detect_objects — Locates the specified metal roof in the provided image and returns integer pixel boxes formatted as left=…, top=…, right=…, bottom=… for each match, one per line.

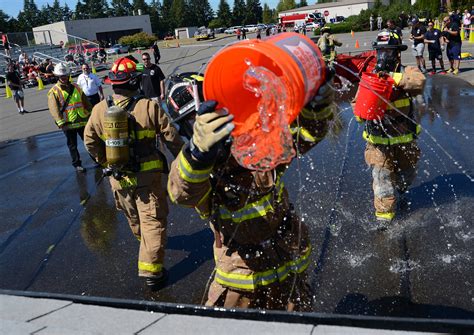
left=280, top=0, right=375, bottom=14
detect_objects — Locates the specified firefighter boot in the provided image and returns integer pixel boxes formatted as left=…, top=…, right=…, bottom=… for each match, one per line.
left=144, top=269, right=168, bottom=291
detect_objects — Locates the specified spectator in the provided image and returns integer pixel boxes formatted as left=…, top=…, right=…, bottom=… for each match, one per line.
left=18, top=51, right=28, bottom=65
left=236, top=28, right=241, bottom=40
left=77, top=63, right=104, bottom=107
left=1, top=31, right=11, bottom=58
left=256, top=28, right=261, bottom=39
left=424, top=21, right=446, bottom=75
left=265, top=26, right=271, bottom=36
left=302, top=23, right=307, bottom=36
left=377, top=15, right=383, bottom=30
left=152, top=40, right=161, bottom=64
left=451, top=9, right=462, bottom=26
left=462, top=9, right=471, bottom=41
left=45, top=60, right=54, bottom=73
left=387, top=19, right=403, bottom=39
left=141, top=52, right=165, bottom=102
left=242, top=27, right=247, bottom=39
left=399, top=11, right=407, bottom=29
left=6, top=62, right=26, bottom=114
left=370, top=14, right=375, bottom=31
left=442, top=16, right=462, bottom=75
left=410, top=18, right=427, bottom=73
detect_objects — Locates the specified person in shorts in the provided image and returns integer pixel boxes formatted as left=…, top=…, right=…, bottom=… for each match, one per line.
left=442, top=16, right=462, bottom=75
left=410, top=18, right=427, bottom=73
left=424, top=21, right=446, bottom=75
left=6, top=63, right=26, bottom=114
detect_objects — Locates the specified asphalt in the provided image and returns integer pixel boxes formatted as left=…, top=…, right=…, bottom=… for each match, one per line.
left=0, top=29, right=473, bottom=334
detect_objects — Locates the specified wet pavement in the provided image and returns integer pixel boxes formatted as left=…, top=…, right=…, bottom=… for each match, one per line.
left=1, top=34, right=473, bottom=325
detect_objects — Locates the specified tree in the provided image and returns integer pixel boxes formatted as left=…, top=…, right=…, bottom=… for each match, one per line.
left=50, top=0, right=64, bottom=22
left=0, top=10, right=11, bottom=32
left=74, top=0, right=87, bottom=19
left=262, top=3, right=274, bottom=24
left=216, top=0, right=233, bottom=28
left=232, top=0, right=246, bottom=25
left=83, top=0, right=109, bottom=19
left=276, top=0, right=296, bottom=13
left=188, top=0, right=214, bottom=27
left=298, top=0, right=308, bottom=8
left=110, top=0, right=132, bottom=16
left=244, top=0, right=263, bottom=24
left=17, top=0, right=41, bottom=31
left=148, top=0, right=161, bottom=34
left=160, top=0, right=173, bottom=34
left=132, top=0, right=150, bottom=15
left=169, top=0, right=188, bottom=29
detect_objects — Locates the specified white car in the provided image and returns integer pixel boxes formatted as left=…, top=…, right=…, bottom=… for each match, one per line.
left=244, top=24, right=258, bottom=33
left=224, top=26, right=243, bottom=34
left=106, top=44, right=130, bottom=55
left=305, top=22, right=321, bottom=31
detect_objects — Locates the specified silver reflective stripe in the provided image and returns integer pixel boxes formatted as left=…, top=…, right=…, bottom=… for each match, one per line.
left=105, top=138, right=128, bottom=147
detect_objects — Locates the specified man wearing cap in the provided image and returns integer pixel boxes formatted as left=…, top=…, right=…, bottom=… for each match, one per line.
left=48, top=63, right=92, bottom=173
left=84, top=57, right=184, bottom=290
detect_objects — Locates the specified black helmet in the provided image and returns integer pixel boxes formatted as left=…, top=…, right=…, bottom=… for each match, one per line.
left=373, top=30, right=406, bottom=72
left=372, top=30, right=407, bottom=51
left=165, top=72, right=204, bottom=139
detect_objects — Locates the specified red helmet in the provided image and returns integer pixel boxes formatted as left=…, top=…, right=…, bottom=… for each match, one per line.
left=104, top=57, right=142, bottom=85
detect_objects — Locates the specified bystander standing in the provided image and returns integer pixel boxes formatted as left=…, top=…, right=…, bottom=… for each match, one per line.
left=1, top=31, right=11, bottom=58
left=152, top=41, right=161, bottom=64
left=377, top=15, right=383, bottom=30
left=442, top=16, right=462, bottom=75
left=387, top=19, right=403, bottom=39
left=6, top=63, right=26, bottom=114
left=141, top=52, right=165, bottom=102
left=77, top=63, right=104, bottom=107
left=462, top=10, right=471, bottom=41
left=410, top=18, right=427, bottom=73
left=424, top=21, right=446, bottom=75
left=370, top=14, right=375, bottom=31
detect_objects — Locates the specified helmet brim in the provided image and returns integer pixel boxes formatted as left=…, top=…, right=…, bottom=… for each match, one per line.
left=103, top=76, right=130, bottom=85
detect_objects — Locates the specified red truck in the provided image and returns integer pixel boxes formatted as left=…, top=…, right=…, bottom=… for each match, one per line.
left=279, top=11, right=325, bottom=28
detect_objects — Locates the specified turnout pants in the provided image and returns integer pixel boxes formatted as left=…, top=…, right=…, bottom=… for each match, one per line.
left=365, top=142, right=420, bottom=217
left=63, top=126, right=85, bottom=167
left=112, top=173, right=169, bottom=278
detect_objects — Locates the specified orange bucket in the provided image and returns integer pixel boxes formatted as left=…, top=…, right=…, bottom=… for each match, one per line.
left=353, top=72, right=394, bottom=120
left=203, top=33, right=326, bottom=170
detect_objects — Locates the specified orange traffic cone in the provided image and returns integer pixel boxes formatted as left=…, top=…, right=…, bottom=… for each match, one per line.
left=351, top=30, right=355, bottom=37
left=91, top=61, right=96, bottom=74
left=355, top=39, right=360, bottom=49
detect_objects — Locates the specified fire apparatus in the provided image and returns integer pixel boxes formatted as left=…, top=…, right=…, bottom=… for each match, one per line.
left=279, top=11, right=325, bottom=27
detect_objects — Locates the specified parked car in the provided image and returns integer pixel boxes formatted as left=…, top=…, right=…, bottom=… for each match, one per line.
left=257, top=24, right=267, bottom=31
left=106, top=44, right=130, bottom=55
left=224, top=26, right=243, bottom=34
left=244, top=24, right=258, bottom=33
left=67, top=43, right=103, bottom=55
left=305, top=22, right=321, bottom=31
left=330, top=16, right=345, bottom=24
left=214, top=27, right=226, bottom=34
left=194, top=27, right=215, bottom=41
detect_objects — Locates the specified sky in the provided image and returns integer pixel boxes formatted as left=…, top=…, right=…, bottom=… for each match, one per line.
left=0, top=0, right=284, bottom=18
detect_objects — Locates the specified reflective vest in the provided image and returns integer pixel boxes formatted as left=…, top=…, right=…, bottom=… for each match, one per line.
left=49, top=83, right=89, bottom=128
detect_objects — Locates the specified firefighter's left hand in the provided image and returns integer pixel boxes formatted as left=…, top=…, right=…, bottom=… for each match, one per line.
left=307, top=78, right=335, bottom=110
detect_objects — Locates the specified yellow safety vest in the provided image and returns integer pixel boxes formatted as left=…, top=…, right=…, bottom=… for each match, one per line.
left=49, top=83, right=89, bottom=128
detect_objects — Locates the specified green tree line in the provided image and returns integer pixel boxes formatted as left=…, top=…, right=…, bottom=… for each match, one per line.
left=0, top=0, right=303, bottom=38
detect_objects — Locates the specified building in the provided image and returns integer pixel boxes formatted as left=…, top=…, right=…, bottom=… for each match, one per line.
left=279, top=0, right=390, bottom=23
left=33, top=15, right=153, bottom=46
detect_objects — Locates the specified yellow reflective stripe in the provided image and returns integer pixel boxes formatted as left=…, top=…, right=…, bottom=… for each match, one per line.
left=215, top=246, right=312, bottom=290
left=56, top=119, right=66, bottom=126
left=140, top=159, right=163, bottom=171
left=376, top=211, right=395, bottom=220
left=99, top=134, right=106, bottom=141
left=138, top=261, right=163, bottom=273
left=196, top=187, right=212, bottom=219
left=118, top=176, right=137, bottom=188
left=363, top=131, right=415, bottom=145
left=136, top=129, right=156, bottom=140
left=386, top=98, right=410, bottom=110
left=300, top=105, right=334, bottom=120
left=416, top=124, right=422, bottom=135
left=218, top=179, right=285, bottom=223
left=178, top=151, right=212, bottom=183
left=391, top=72, right=403, bottom=85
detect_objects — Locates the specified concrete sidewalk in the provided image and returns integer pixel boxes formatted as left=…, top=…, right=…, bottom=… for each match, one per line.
left=0, top=293, right=458, bottom=335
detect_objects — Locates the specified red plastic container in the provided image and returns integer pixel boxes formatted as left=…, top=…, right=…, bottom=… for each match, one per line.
left=354, top=72, right=394, bottom=120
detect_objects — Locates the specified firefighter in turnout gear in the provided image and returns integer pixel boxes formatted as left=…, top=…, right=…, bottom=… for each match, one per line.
left=356, top=30, right=425, bottom=228
left=48, top=63, right=92, bottom=172
left=167, top=76, right=335, bottom=310
left=317, top=26, right=343, bottom=64
left=84, top=57, right=184, bottom=289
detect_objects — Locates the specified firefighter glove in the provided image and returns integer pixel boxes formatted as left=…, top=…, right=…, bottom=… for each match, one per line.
left=191, top=100, right=234, bottom=156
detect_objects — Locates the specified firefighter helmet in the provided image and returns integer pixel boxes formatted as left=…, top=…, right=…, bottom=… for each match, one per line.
left=372, top=30, right=407, bottom=51
left=104, top=57, right=142, bottom=85
left=53, top=62, right=71, bottom=76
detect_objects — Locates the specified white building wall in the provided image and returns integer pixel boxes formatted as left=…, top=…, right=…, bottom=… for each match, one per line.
left=33, top=22, right=67, bottom=45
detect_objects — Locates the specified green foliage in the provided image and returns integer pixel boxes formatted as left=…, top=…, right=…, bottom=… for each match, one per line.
left=276, top=0, right=296, bottom=12
left=216, top=0, right=233, bottom=28
left=110, top=0, right=132, bottom=17
left=244, top=0, right=263, bottom=25
left=188, top=0, right=214, bottom=27
left=232, top=0, right=246, bottom=26
left=118, top=31, right=157, bottom=48
left=262, top=3, right=274, bottom=24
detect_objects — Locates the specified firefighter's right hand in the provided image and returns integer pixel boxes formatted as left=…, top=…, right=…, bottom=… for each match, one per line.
left=192, top=100, right=234, bottom=154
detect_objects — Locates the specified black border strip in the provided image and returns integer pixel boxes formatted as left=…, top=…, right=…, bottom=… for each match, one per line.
left=1, top=289, right=473, bottom=333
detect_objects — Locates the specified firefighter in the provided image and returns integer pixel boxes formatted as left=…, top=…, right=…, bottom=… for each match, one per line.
left=317, top=26, right=343, bottom=64
left=167, top=75, right=335, bottom=310
left=356, top=30, right=425, bottom=228
left=48, top=63, right=92, bottom=172
left=83, top=57, right=184, bottom=289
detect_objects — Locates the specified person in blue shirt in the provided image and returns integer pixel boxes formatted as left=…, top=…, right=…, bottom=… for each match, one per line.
left=424, top=21, right=446, bottom=75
